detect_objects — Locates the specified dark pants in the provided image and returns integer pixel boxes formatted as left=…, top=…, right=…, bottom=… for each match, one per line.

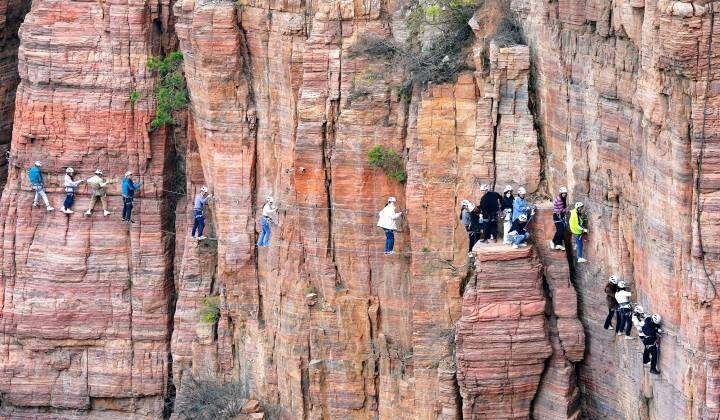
left=384, top=229, right=395, bottom=253
left=192, top=209, right=205, bottom=237
left=604, top=307, right=616, bottom=329
left=63, top=192, right=75, bottom=210
left=468, top=229, right=481, bottom=252
left=483, top=218, right=498, bottom=241
left=643, top=343, right=658, bottom=370
left=552, top=213, right=566, bottom=246
left=122, top=197, right=134, bottom=220
left=617, top=307, right=632, bottom=336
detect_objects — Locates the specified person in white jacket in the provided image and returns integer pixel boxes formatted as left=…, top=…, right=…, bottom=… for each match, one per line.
left=615, top=281, right=634, bottom=339
left=60, top=167, right=83, bottom=214
left=85, top=169, right=113, bottom=216
left=257, top=195, right=278, bottom=247
left=377, top=197, right=403, bottom=255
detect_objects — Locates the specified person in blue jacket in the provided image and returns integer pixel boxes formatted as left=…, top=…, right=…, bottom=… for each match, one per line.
left=28, top=160, right=54, bottom=211
left=121, top=171, right=143, bottom=223
left=512, top=187, right=530, bottom=221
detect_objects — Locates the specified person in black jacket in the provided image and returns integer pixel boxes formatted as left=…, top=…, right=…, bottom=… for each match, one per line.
left=479, top=184, right=502, bottom=243
left=459, top=200, right=482, bottom=257
left=642, top=314, right=663, bottom=374
left=508, top=213, right=531, bottom=248
left=604, top=275, right=619, bottom=330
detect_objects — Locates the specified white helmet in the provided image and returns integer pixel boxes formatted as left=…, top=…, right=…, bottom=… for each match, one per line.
left=559, top=186, right=568, bottom=194
left=518, top=214, right=528, bottom=222
left=66, top=167, right=74, bottom=174
left=266, top=195, right=274, bottom=203
left=617, top=280, right=627, bottom=289
left=34, top=160, right=42, bottom=167
left=574, top=202, right=584, bottom=209
left=200, top=186, right=209, bottom=193
left=608, top=275, right=618, bottom=285
left=518, top=187, right=527, bottom=195
left=124, top=171, right=133, bottom=178
left=94, top=169, right=103, bottom=175
left=461, top=199, right=472, bottom=207
left=652, top=314, right=662, bottom=324
left=503, top=185, right=513, bottom=193
left=388, top=197, right=397, bottom=203
left=634, top=305, right=644, bottom=314
left=480, top=184, right=489, bottom=191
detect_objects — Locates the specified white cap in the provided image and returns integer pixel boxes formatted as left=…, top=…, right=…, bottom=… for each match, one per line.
left=95, top=169, right=103, bottom=175
left=66, top=167, right=74, bottom=174
left=559, top=186, right=568, bottom=194
left=200, top=186, right=209, bottom=193
left=124, top=171, right=133, bottom=178
left=34, top=160, right=42, bottom=167
left=518, top=187, right=527, bottom=195
left=617, top=280, right=627, bottom=288
left=634, top=305, right=644, bottom=314
left=480, top=184, right=489, bottom=191
left=608, top=275, right=618, bottom=285
left=652, top=314, right=662, bottom=324
left=388, top=197, right=396, bottom=203
left=518, top=214, right=528, bottom=221
left=503, top=185, right=513, bottom=193
left=266, top=195, right=274, bottom=203
left=461, top=199, right=472, bottom=207
left=574, top=202, right=584, bottom=209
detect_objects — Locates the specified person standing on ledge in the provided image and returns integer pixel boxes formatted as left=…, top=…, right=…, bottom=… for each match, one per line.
left=192, top=186, right=212, bottom=240
left=478, top=184, right=502, bottom=243
left=85, top=169, right=112, bottom=216
left=121, top=171, right=143, bottom=223
left=642, top=314, right=663, bottom=375
left=614, top=281, right=634, bottom=340
left=60, top=167, right=82, bottom=214
left=512, top=186, right=530, bottom=222
left=377, top=196, right=403, bottom=255
left=569, top=201, right=588, bottom=263
left=551, top=186, right=569, bottom=250
left=501, top=185, right=514, bottom=244
left=603, top=275, right=619, bottom=330
left=460, top=199, right=481, bottom=257
left=257, top=196, right=278, bottom=248
left=28, top=160, right=54, bottom=211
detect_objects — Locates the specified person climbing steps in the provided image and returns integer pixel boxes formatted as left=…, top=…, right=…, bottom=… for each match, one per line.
left=642, top=314, right=663, bottom=374
left=85, top=169, right=113, bottom=216
left=569, top=201, right=588, bottom=263
left=28, top=160, right=54, bottom=211
left=121, top=171, right=143, bottom=223
left=60, top=167, right=82, bottom=214
left=377, top=197, right=403, bottom=255
left=614, top=281, right=634, bottom=339
left=604, top=275, right=619, bottom=330
left=192, top=186, right=212, bottom=240
left=257, top=196, right=278, bottom=248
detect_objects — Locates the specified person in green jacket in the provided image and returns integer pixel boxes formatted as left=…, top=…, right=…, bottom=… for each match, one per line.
left=569, top=201, right=588, bottom=263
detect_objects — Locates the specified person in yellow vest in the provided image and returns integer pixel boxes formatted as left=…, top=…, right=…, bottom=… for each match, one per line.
left=569, top=201, right=588, bottom=263
left=85, top=169, right=113, bottom=216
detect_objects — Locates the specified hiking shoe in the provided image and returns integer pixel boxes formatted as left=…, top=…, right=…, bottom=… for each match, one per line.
left=197, top=236, right=207, bottom=240
left=625, top=335, right=635, bottom=340
left=32, top=202, right=39, bottom=207
left=480, top=239, right=488, bottom=244
left=650, top=368, right=661, bottom=375
left=46, top=206, right=54, bottom=211
left=62, top=208, right=74, bottom=214
left=577, top=258, right=587, bottom=263
left=518, top=243, right=527, bottom=247
left=103, top=210, right=111, bottom=216
left=85, top=210, right=92, bottom=216
left=607, top=326, right=614, bottom=330
left=512, top=244, right=519, bottom=249
left=616, top=332, right=623, bottom=336
left=555, top=245, right=566, bottom=250
left=128, top=219, right=135, bottom=223
left=467, top=251, right=474, bottom=257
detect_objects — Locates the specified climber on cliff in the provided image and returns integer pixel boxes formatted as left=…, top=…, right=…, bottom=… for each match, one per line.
left=60, top=167, right=83, bottom=214
left=121, top=171, right=143, bottom=223
left=479, top=184, right=502, bottom=243
left=85, top=169, right=113, bottom=216
left=192, top=186, right=212, bottom=240
left=603, top=275, right=619, bottom=330
left=551, top=187, right=568, bottom=251
left=460, top=199, right=481, bottom=256
left=614, top=281, right=634, bottom=339
left=512, top=187, right=533, bottom=222
left=569, top=202, right=588, bottom=263
left=257, top=196, right=278, bottom=248
left=508, top=213, right=532, bottom=249
left=501, top=185, right=514, bottom=244
left=377, top=197, right=403, bottom=255
left=642, top=314, right=663, bottom=374
left=28, top=161, right=54, bottom=211
left=632, top=304, right=648, bottom=339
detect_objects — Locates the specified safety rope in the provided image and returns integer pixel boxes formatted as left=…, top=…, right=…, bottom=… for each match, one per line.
left=695, top=2, right=717, bottom=299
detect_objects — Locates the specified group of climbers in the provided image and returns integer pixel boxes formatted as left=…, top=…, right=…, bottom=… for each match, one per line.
left=549, top=186, right=588, bottom=263
left=604, top=276, right=664, bottom=375
left=27, top=161, right=142, bottom=221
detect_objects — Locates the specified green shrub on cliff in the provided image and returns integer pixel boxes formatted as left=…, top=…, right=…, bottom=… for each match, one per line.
left=368, top=145, right=406, bottom=183
left=199, top=297, right=221, bottom=324
left=147, top=51, right=188, bottom=129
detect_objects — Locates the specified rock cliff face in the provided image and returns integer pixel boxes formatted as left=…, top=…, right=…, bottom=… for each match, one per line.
left=0, top=0, right=717, bottom=419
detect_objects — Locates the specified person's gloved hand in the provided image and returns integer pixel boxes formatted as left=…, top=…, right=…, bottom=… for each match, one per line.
left=583, top=228, right=588, bottom=233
